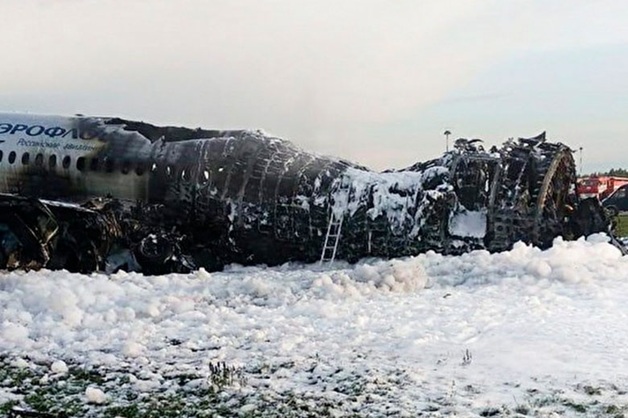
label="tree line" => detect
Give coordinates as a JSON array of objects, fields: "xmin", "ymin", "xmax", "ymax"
[{"xmin": 584, "ymin": 168, "xmax": 628, "ymax": 177}]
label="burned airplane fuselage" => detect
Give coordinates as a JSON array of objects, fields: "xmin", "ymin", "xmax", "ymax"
[{"xmin": 0, "ymin": 114, "xmax": 611, "ymax": 273}]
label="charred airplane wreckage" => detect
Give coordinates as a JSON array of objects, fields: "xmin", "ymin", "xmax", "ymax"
[{"xmin": 0, "ymin": 113, "xmax": 616, "ymax": 274}]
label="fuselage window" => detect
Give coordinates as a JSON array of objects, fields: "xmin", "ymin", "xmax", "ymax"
[
  {"xmin": 121, "ymin": 160, "xmax": 130, "ymax": 175},
  {"xmin": 200, "ymin": 169, "xmax": 210, "ymax": 184},
  {"xmin": 62, "ymin": 156, "xmax": 71, "ymax": 169},
  {"xmin": 8, "ymin": 151, "xmax": 16, "ymax": 164},
  {"xmin": 49, "ymin": 155, "xmax": 57, "ymax": 169},
  {"xmin": 90, "ymin": 158, "xmax": 99, "ymax": 171},
  {"xmin": 76, "ymin": 157, "xmax": 86, "ymax": 171},
  {"xmin": 0, "ymin": 150, "xmax": 3, "ymax": 163},
  {"xmin": 150, "ymin": 162, "xmax": 158, "ymax": 173},
  {"xmin": 35, "ymin": 153, "xmax": 43, "ymax": 167},
  {"xmin": 165, "ymin": 165, "xmax": 172, "ymax": 177},
  {"xmin": 21, "ymin": 152, "xmax": 30, "ymax": 165},
  {"xmin": 181, "ymin": 168, "xmax": 191, "ymax": 182},
  {"xmin": 135, "ymin": 163, "xmax": 145, "ymax": 176},
  {"xmin": 105, "ymin": 158, "xmax": 115, "ymax": 173}
]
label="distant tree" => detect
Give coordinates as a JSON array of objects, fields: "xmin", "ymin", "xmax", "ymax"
[
  {"xmin": 582, "ymin": 168, "xmax": 628, "ymax": 177},
  {"xmin": 609, "ymin": 168, "xmax": 628, "ymax": 177}
]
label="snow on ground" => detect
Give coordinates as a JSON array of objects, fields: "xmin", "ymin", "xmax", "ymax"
[{"xmin": 1, "ymin": 234, "xmax": 628, "ymax": 416}]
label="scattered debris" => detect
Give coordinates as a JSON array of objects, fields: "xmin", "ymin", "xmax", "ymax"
[{"xmin": 9, "ymin": 408, "xmax": 67, "ymax": 418}]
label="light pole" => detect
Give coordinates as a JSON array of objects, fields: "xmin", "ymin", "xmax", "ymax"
[
  {"xmin": 579, "ymin": 147, "xmax": 583, "ymax": 176},
  {"xmin": 444, "ymin": 130, "xmax": 451, "ymax": 152}
]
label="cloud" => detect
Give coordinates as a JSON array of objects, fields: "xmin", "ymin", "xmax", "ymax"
[
  {"xmin": 1, "ymin": 1, "xmax": 627, "ymax": 169},
  {"xmin": 0, "ymin": 1, "xmax": 507, "ymax": 119}
]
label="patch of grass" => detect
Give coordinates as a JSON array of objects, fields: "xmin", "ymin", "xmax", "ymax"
[
  {"xmin": 580, "ymin": 384, "xmax": 602, "ymax": 396},
  {"xmin": 0, "ymin": 362, "xmax": 35, "ymax": 389},
  {"xmin": 562, "ymin": 399, "xmax": 588, "ymax": 413},
  {"xmin": 103, "ymin": 404, "xmax": 140, "ymax": 417},
  {"xmin": 0, "ymin": 400, "xmax": 21, "ymax": 415},
  {"xmin": 7, "ymin": 353, "xmax": 626, "ymax": 418},
  {"xmin": 1, "ymin": 355, "xmax": 256, "ymax": 418},
  {"xmin": 614, "ymin": 214, "xmax": 628, "ymax": 236},
  {"xmin": 69, "ymin": 367, "xmax": 106, "ymax": 386},
  {"xmin": 604, "ymin": 403, "xmax": 628, "ymax": 418},
  {"xmin": 461, "ymin": 349, "xmax": 472, "ymax": 366},
  {"xmin": 517, "ymin": 384, "xmax": 628, "ymax": 418},
  {"xmin": 529, "ymin": 394, "xmax": 560, "ymax": 408},
  {"xmin": 479, "ymin": 406, "xmax": 502, "ymax": 416},
  {"xmin": 207, "ymin": 361, "xmax": 245, "ymax": 389},
  {"xmin": 513, "ymin": 404, "xmax": 530, "ymax": 415}
]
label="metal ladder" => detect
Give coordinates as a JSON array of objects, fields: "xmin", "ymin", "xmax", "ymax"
[
  {"xmin": 320, "ymin": 210, "xmax": 345, "ymax": 264},
  {"xmin": 320, "ymin": 178, "xmax": 352, "ymax": 264}
]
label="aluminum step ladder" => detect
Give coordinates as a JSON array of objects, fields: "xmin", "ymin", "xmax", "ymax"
[
  {"xmin": 320, "ymin": 178, "xmax": 352, "ymax": 264},
  {"xmin": 320, "ymin": 210, "xmax": 345, "ymax": 264}
]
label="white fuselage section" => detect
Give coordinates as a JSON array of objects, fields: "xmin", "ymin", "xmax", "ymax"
[{"xmin": 0, "ymin": 113, "xmax": 149, "ymax": 201}]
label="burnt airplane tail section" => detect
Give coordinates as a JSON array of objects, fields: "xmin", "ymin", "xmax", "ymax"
[{"xmin": 0, "ymin": 112, "xmax": 619, "ymax": 274}]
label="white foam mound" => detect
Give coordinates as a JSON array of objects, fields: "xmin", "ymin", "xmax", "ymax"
[
  {"xmin": 85, "ymin": 387, "xmax": 107, "ymax": 404},
  {"xmin": 1, "ymin": 235, "xmax": 627, "ymax": 415}
]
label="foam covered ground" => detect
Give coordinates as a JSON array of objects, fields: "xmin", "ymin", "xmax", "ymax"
[{"xmin": 1, "ymin": 234, "xmax": 628, "ymax": 416}]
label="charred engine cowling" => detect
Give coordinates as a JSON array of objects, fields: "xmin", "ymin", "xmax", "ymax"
[{"xmin": 0, "ymin": 116, "xmax": 613, "ymax": 273}]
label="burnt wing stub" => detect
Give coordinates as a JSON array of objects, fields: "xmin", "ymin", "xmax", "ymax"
[{"xmin": 0, "ymin": 116, "xmax": 615, "ymax": 274}]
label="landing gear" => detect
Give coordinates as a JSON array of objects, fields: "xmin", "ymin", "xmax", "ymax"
[
  {"xmin": 135, "ymin": 234, "xmax": 174, "ymax": 264},
  {"xmin": 133, "ymin": 232, "xmax": 196, "ymax": 275}
]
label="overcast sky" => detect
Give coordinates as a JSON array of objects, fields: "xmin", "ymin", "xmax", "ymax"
[{"xmin": 1, "ymin": 1, "xmax": 627, "ymax": 173}]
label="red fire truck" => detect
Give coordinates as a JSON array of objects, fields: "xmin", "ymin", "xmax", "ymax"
[{"xmin": 577, "ymin": 176, "xmax": 628, "ymax": 200}]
